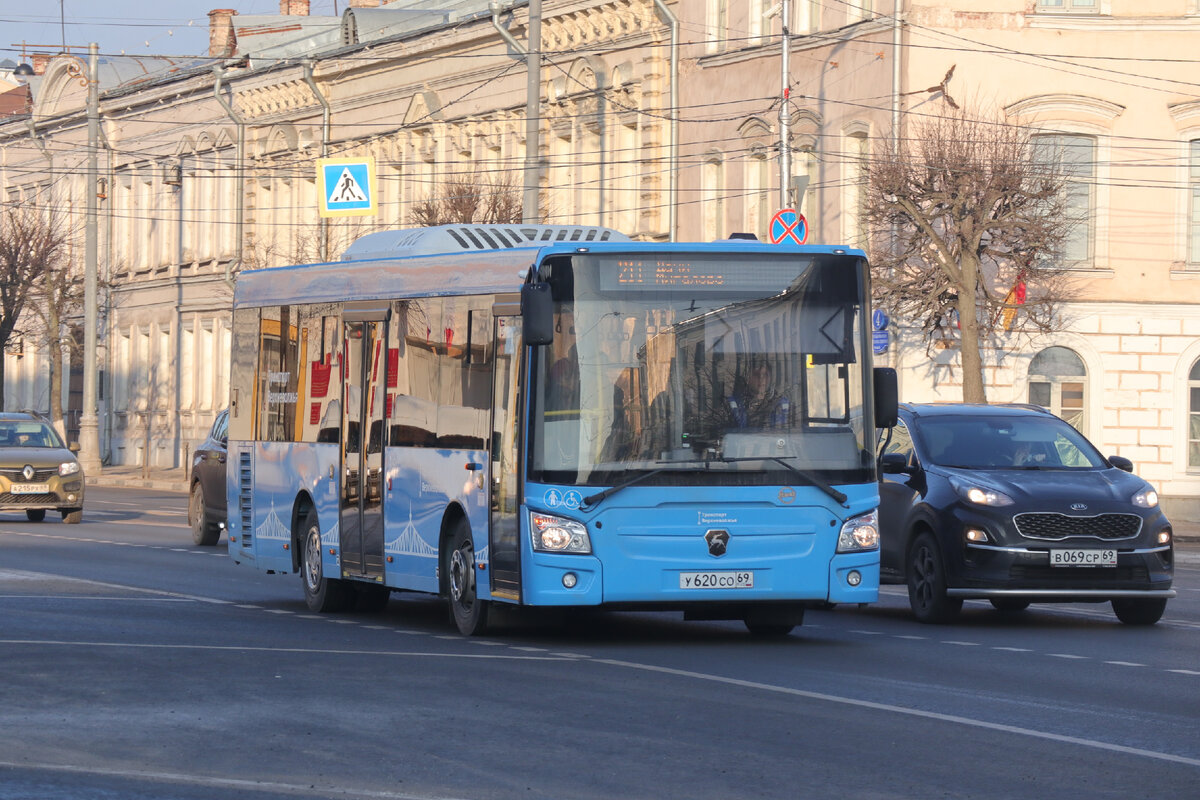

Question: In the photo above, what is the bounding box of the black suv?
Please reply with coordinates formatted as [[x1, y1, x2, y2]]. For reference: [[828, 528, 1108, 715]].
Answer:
[[0, 411, 84, 523], [188, 409, 228, 545], [878, 403, 1174, 625]]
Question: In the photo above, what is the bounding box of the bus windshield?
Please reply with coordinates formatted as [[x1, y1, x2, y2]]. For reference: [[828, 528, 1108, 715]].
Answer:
[[530, 251, 874, 487]]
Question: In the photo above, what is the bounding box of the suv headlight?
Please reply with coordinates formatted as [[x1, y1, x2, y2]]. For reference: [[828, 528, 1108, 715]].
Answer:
[[1132, 487, 1158, 509], [837, 509, 879, 553], [530, 511, 591, 554], [59, 461, 81, 477], [950, 476, 1013, 507]]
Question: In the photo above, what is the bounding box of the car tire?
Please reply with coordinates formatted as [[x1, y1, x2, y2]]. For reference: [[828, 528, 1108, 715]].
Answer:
[[300, 509, 355, 613], [25, 509, 46, 522], [445, 518, 489, 636], [1111, 597, 1166, 626], [189, 484, 221, 546], [907, 532, 962, 624], [989, 598, 1030, 613], [60, 508, 82, 524]]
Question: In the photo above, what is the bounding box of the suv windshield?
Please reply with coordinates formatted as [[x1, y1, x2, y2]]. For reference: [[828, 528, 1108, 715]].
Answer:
[[0, 421, 64, 449], [529, 251, 875, 487], [914, 413, 1107, 469]]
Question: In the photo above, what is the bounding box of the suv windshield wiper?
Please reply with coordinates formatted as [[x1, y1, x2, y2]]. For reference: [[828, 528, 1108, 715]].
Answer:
[[717, 456, 848, 506]]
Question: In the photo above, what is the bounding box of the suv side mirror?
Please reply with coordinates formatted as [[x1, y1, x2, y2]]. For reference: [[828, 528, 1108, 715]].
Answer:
[[873, 367, 898, 428], [68, 441, 81, 453], [879, 452, 911, 475], [521, 282, 554, 346], [1108, 455, 1134, 473]]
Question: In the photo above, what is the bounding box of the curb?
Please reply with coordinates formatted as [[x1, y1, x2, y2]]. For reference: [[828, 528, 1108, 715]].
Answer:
[[85, 476, 189, 493]]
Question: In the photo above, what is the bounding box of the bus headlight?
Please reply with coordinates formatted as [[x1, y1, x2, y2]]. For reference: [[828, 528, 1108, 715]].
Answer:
[[837, 510, 879, 553], [530, 512, 591, 554]]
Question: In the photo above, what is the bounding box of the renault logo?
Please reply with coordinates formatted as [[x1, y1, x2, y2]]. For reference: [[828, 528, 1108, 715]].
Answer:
[[705, 529, 729, 557], [22, 465, 34, 481]]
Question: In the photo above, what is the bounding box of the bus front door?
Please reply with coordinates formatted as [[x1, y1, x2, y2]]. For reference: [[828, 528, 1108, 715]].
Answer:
[[489, 314, 522, 600], [340, 317, 386, 582]]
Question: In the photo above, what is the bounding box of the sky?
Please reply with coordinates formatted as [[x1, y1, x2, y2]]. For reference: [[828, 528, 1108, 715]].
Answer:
[[1, 0, 348, 62]]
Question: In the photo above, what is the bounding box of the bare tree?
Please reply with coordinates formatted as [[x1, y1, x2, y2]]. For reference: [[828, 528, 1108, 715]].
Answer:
[[23, 208, 89, 437], [865, 104, 1078, 403], [410, 170, 523, 226], [0, 204, 70, 411]]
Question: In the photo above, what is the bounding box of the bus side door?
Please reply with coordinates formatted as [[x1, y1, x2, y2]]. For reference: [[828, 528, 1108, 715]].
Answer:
[[489, 312, 523, 600], [340, 306, 389, 583]]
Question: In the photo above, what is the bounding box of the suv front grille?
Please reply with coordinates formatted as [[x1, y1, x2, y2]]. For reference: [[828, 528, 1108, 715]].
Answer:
[[0, 468, 57, 482], [1015, 512, 1142, 541]]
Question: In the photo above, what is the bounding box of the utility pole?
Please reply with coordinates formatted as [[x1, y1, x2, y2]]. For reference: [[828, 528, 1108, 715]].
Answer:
[[779, 0, 792, 209], [522, 0, 541, 224], [79, 43, 101, 472]]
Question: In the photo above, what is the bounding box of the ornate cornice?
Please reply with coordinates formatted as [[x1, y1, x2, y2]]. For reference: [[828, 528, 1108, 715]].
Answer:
[[542, 0, 661, 53]]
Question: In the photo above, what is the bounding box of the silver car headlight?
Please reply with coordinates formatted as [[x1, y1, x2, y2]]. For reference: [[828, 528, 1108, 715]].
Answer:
[[1132, 487, 1158, 509], [837, 509, 879, 553], [59, 461, 81, 477], [530, 511, 591, 554]]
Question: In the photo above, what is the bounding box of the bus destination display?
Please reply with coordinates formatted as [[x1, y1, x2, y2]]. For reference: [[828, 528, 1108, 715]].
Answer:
[[594, 254, 809, 293]]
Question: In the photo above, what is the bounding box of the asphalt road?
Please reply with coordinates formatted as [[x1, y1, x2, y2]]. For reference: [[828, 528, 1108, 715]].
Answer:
[[2, 486, 1198, 800]]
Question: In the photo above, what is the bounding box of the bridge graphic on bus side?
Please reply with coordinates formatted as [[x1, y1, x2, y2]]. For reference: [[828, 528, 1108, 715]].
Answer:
[[253, 502, 340, 549], [383, 504, 488, 565]]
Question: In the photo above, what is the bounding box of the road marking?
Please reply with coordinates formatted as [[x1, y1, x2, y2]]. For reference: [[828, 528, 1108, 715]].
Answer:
[[1048, 653, 1088, 660], [0, 568, 232, 605], [992, 647, 1032, 652], [0, 759, 468, 800], [1105, 661, 1145, 667], [850, 629, 884, 635], [593, 656, 1200, 768], [942, 640, 981, 646], [894, 635, 929, 640], [1168, 669, 1200, 676]]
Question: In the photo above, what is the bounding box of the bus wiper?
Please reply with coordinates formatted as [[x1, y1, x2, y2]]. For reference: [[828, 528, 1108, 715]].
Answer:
[[717, 456, 848, 506], [580, 463, 696, 510]]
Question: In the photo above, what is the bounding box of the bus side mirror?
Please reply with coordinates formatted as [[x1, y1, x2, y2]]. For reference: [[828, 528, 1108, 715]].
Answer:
[[874, 367, 898, 428], [521, 282, 554, 345]]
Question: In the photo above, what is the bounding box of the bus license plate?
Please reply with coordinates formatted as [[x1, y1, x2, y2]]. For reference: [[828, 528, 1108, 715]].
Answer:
[[1050, 549, 1116, 567], [679, 571, 754, 589], [10, 483, 48, 495]]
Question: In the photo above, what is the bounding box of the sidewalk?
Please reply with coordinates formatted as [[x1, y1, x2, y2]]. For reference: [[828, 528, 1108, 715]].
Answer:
[[82, 465, 1200, 542], [85, 465, 188, 494]]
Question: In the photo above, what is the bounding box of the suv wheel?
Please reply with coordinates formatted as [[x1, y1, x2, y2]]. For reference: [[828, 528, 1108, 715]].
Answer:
[[907, 532, 963, 624]]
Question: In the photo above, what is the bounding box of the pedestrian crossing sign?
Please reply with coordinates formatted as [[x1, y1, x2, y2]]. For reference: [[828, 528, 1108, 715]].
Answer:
[[318, 157, 377, 218]]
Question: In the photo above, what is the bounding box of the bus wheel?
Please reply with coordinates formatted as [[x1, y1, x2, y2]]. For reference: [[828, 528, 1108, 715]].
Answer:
[[301, 510, 354, 613], [743, 606, 803, 637], [446, 519, 489, 636]]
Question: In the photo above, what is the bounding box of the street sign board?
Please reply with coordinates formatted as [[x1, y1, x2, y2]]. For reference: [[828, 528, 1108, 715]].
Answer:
[[872, 309, 889, 331], [872, 329, 889, 354], [768, 208, 808, 245], [318, 157, 377, 218]]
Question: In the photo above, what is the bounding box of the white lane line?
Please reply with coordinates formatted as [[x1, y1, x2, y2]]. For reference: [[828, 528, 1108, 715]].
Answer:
[[895, 635, 929, 640], [0, 759, 465, 800], [992, 647, 1032, 652], [850, 629, 884, 636], [1105, 661, 1145, 668], [942, 640, 981, 646], [0, 568, 232, 605], [593, 656, 1200, 768], [1048, 653, 1088, 660], [1168, 669, 1200, 676]]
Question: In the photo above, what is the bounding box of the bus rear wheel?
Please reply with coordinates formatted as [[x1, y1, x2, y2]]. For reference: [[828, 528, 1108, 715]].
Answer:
[[301, 510, 354, 613], [446, 519, 488, 636]]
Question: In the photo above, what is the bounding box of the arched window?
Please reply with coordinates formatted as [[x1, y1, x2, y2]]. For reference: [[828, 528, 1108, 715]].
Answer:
[[1028, 346, 1087, 432], [1189, 360, 1200, 468]]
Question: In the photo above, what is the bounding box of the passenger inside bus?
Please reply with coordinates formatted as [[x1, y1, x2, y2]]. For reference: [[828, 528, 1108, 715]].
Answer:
[[725, 362, 790, 429]]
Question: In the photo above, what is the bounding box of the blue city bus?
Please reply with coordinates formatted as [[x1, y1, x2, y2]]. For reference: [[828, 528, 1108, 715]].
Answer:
[[226, 224, 898, 635]]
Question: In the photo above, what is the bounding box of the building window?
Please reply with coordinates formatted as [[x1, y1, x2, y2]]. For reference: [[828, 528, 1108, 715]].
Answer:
[[745, 152, 770, 241], [706, 0, 728, 54], [843, 131, 869, 247], [847, 1, 873, 23], [1033, 133, 1096, 267], [1037, 0, 1099, 12], [1028, 346, 1087, 433], [795, 0, 820, 33], [1190, 360, 1200, 468], [1189, 139, 1200, 268]]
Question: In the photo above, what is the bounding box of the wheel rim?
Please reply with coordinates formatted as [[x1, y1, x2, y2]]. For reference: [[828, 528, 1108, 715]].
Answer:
[[304, 527, 323, 593], [449, 541, 475, 610], [911, 544, 936, 611], [191, 489, 203, 531]]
